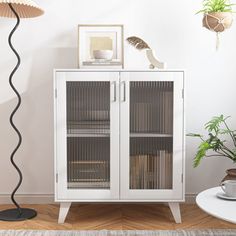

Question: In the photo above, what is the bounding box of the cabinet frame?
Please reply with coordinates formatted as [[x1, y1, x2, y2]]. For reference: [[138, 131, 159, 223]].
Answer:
[[54, 69, 185, 224]]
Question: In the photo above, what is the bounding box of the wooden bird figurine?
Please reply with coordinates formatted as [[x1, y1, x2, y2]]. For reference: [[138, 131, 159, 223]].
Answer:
[[126, 36, 166, 69]]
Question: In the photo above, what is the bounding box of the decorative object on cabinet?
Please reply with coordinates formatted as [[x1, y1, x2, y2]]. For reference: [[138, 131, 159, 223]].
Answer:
[[54, 69, 185, 224], [93, 50, 113, 60], [126, 36, 166, 69], [0, 0, 44, 221], [197, 0, 234, 50], [78, 25, 124, 69]]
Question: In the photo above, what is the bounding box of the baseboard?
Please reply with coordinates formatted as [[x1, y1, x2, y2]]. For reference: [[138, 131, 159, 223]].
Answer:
[[185, 193, 197, 204], [0, 194, 54, 204], [0, 193, 197, 204]]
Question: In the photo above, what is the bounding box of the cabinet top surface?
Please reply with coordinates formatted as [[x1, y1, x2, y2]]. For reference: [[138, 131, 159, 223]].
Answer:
[[54, 69, 185, 73]]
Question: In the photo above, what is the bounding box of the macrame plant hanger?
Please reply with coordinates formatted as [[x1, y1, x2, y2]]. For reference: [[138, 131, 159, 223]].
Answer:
[[204, 13, 230, 50]]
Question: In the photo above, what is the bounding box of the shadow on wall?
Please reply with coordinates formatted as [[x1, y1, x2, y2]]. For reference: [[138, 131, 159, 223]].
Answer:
[[0, 39, 77, 193], [0, 46, 77, 102]]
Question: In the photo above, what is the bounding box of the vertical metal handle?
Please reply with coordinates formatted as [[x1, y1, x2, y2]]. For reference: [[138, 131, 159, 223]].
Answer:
[[111, 81, 116, 102], [121, 81, 126, 102]]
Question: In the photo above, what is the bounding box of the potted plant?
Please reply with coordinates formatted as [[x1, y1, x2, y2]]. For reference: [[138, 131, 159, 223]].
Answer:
[[188, 115, 236, 181], [197, 0, 234, 31]]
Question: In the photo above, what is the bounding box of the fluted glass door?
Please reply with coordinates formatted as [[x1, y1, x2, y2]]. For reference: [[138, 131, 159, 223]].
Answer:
[[120, 72, 184, 200], [56, 71, 119, 200]]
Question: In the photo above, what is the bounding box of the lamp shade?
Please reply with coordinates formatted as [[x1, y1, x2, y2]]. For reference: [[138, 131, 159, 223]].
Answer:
[[0, 0, 44, 18]]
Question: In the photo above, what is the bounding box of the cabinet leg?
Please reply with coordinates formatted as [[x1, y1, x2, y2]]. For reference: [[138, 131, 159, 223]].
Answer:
[[58, 202, 71, 224], [168, 202, 182, 223]]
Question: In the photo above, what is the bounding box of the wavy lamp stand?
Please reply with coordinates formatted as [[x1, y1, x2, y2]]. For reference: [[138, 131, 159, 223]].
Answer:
[[0, 1, 43, 221]]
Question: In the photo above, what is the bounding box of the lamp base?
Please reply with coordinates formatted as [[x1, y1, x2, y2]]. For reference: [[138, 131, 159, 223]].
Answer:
[[0, 208, 37, 221]]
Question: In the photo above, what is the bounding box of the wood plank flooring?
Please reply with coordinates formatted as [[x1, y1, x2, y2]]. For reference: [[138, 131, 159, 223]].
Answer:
[[0, 204, 235, 230]]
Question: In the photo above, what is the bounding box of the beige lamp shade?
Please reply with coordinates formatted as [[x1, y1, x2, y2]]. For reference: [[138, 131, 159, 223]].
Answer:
[[0, 0, 44, 18]]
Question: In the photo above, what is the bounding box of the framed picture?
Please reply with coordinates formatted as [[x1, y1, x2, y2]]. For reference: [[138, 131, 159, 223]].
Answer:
[[78, 24, 124, 69]]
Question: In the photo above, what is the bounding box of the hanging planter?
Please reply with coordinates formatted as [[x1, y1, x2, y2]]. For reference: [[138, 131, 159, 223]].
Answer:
[[197, 0, 235, 50], [203, 12, 233, 32]]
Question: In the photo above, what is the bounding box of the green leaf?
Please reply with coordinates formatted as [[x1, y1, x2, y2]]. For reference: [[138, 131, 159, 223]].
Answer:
[[193, 141, 211, 167], [219, 129, 236, 134], [189, 114, 236, 167], [197, 0, 235, 13], [205, 115, 225, 133]]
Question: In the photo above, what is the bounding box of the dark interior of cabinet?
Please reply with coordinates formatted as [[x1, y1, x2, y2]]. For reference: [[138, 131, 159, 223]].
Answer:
[[65, 80, 174, 190], [67, 81, 110, 135], [66, 81, 110, 189], [129, 81, 174, 190], [67, 137, 110, 189], [130, 137, 173, 189], [130, 81, 173, 134]]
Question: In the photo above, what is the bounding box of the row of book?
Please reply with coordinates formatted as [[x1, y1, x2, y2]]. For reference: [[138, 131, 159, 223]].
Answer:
[[130, 151, 172, 189], [130, 99, 173, 134], [130, 81, 173, 134]]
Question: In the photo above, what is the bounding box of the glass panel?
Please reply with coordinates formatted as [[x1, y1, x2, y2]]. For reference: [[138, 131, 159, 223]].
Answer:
[[66, 81, 110, 189], [130, 81, 173, 189]]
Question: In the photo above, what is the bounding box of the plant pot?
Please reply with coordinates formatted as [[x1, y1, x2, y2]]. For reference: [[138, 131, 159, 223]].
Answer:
[[222, 169, 236, 183], [203, 12, 233, 32]]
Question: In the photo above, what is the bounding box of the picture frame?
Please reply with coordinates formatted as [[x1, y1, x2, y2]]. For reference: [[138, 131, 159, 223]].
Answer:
[[78, 24, 124, 69]]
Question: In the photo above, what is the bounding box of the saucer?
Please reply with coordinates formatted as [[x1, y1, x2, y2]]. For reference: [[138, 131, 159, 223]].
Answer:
[[216, 192, 236, 200]]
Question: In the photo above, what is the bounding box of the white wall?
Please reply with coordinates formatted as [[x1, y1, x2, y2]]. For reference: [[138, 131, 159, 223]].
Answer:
[[0, 0, 236, 201]]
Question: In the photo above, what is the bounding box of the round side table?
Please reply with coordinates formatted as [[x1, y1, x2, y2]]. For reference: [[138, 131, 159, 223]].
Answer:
[[196, 187, 236, 224]]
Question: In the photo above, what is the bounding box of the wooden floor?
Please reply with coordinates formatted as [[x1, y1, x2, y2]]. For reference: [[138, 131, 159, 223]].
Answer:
[[0, 204, 235, 230]]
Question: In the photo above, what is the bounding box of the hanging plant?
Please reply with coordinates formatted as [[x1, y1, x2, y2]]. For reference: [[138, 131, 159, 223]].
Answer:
[[197, 0, 235, 50]]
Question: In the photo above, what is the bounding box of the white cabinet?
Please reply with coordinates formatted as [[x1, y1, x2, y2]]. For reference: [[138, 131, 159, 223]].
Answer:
[[54, 70, 185, 224]]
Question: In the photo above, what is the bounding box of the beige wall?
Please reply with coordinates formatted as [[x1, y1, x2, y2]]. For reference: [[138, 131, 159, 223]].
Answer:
[[0, 0, 235, 202]]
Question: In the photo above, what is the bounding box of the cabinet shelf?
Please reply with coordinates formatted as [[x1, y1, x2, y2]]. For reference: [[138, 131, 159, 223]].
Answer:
[[68, 181, 110, 189], [130, 133, 172, 138], [69, 160, 108, 165], [67, 124, 172, 138], [67, 121, 110, 137], [67, 132, 172, 138], [67, 133, 109, 137]]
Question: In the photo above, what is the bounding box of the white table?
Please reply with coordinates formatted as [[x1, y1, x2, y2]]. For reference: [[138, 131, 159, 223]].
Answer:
[[196, 187, 236, 224]]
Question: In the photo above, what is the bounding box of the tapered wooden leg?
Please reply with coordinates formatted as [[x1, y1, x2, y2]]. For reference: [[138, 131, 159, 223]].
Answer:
[[58, 202, 71, 224], [168, 202, 182, 223]]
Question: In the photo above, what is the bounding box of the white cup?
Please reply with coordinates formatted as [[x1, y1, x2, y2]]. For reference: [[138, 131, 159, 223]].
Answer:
[[221, 180, 236, 198]]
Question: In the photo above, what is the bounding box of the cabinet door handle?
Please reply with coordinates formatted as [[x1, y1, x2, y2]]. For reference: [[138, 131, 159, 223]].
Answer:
[[111, 81, 116, 102], [121, 81, 126, 102]]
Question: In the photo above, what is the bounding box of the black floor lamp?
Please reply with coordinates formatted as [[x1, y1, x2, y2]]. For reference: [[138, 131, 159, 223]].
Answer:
[[0, 1, 44, 221]]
